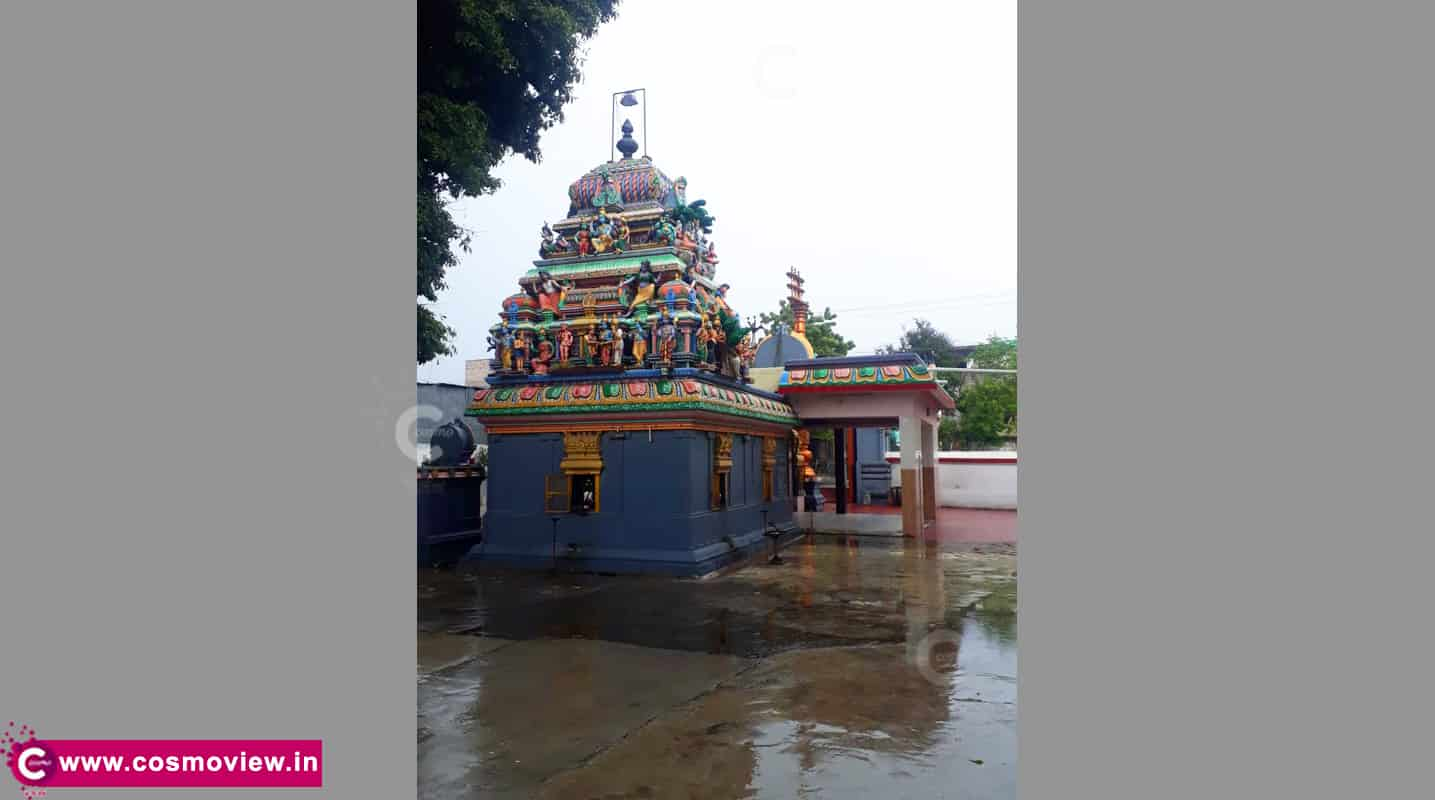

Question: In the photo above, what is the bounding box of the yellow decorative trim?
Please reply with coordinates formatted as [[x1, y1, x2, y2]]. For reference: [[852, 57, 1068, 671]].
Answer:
[[484, 419, 790, 437], [713, 432, 734, 474], [559, 431, 604, 475], [761, 436, 777, 501], [794, 429, 816, 480]]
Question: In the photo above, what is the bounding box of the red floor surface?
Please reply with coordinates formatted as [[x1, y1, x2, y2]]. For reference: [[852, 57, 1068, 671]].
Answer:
[[926, 507, 1017, 543], [821, 504, 1017, 543]]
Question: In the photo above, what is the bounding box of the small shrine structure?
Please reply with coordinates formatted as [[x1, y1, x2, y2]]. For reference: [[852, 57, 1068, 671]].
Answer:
[[467, 92, 801, 575]]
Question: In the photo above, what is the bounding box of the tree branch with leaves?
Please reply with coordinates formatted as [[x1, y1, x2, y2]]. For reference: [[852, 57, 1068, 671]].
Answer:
[[417, 0, 622, 363], [757, 300, 855, 358]]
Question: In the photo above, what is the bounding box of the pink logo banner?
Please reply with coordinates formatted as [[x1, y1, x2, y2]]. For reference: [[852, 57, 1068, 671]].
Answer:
[[6, 738, 322, 790]]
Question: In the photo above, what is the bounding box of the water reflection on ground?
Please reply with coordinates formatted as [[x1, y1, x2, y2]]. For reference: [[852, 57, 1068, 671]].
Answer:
[[419, 535, 1016, 799]]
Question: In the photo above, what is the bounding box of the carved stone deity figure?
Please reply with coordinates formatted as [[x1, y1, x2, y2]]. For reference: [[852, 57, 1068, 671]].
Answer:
[[557, 324, 574, 362], [575, 229, 593, 256]]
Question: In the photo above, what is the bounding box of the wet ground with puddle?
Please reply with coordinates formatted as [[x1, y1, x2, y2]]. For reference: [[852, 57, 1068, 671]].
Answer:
[[419, 534, 1016, 799]]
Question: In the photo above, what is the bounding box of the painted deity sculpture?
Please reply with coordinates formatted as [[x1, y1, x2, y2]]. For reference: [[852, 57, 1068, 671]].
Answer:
[[612, 215, 630, 253], [589, 208, 614, 254], [712, 283, 733, 314], [674, 225, 698, 254], [511, 331, 530, 372], [619, 259, 658, 315], [611, 321, 626, 366], [575, 229, 593, 256], [656, 308, 677, 363], [598, 319, 615, 366], [532, 338, 554, 375], [652, 215, 677, 246], [527, 270, 569, 315], [697, 318, 719, 363], [632, 325, 647, 363], [537, 223, 572, 258], [557, 324, 574, 362], [735, 335, 755, 368], [592, 167, 623, 208], [499, 328, 515, 370], [583, 324, 600, 365]]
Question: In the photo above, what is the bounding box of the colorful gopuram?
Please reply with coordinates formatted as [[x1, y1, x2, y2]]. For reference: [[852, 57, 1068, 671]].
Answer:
[[466, 103, 801, 575]]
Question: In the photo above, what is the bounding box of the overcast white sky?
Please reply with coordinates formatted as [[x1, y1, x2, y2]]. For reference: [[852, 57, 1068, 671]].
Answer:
[[419, 0, 1015, 384]]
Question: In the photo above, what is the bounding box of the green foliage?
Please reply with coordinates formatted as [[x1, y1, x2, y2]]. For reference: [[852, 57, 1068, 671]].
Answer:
[[418, 305, 457, 364], [878, 318, 964, 366], [417, 0, 621, 363], [968, 334, 1017, 370], [758, 300, 856, 357], [953, 376, 1017, 449], [879, 321, 1018, 450], [938, 417, 960, 450], [953, 335, 1018, 449]]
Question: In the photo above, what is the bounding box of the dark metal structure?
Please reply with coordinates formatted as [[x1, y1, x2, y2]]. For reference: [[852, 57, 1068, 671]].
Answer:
[[426, 418, 475, 466], [611, 88, 647, 161], [417, 463, 485, 567]]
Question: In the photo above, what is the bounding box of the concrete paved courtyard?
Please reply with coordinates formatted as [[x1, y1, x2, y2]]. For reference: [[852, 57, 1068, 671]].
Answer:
[[419, 528, 1017, 798]]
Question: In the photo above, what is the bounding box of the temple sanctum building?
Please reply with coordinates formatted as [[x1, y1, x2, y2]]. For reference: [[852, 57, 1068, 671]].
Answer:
[[463, 93, 951, 575]]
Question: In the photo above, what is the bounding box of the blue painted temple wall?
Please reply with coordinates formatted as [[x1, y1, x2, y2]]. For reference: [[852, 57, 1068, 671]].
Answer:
[[478, 430, 795, 576]]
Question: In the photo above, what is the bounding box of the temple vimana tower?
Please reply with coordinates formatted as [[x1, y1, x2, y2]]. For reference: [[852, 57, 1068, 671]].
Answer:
[[466, 91, 803, 575]]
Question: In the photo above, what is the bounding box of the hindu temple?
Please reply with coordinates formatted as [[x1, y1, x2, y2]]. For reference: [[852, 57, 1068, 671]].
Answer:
[[465, 92, 952, 575]]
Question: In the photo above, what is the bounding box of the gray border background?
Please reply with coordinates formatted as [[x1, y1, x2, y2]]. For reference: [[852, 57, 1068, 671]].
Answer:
[[1022, 1, 1431, 796], [2, 1, 1432, 798], [0, 2, 414, 798]]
